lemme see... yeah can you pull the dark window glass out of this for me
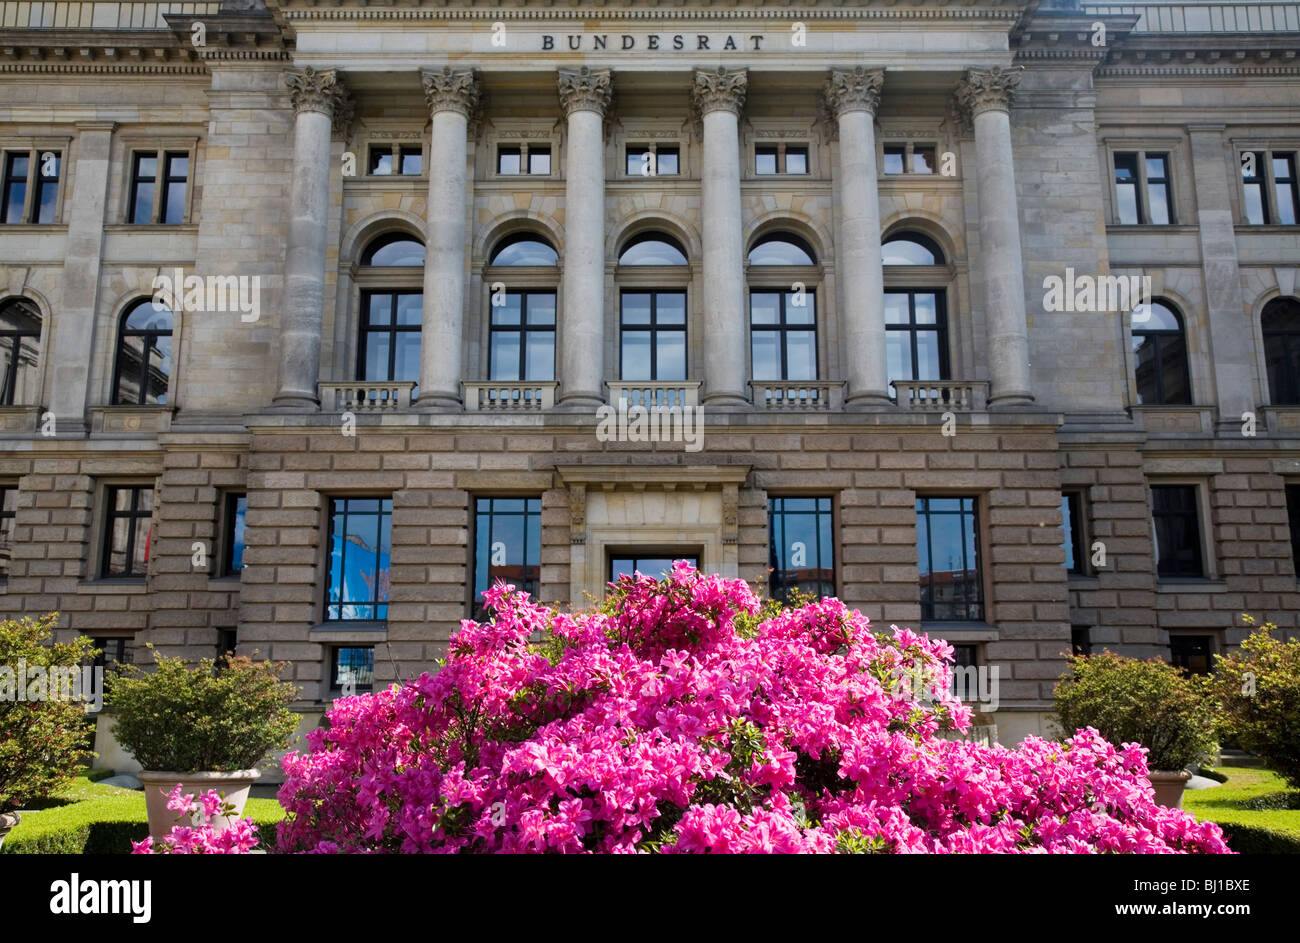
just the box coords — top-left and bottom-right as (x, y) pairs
(1131, 300), (1191, 405)
(102, 485), (153, 579)
(768, 496), (834, 604)
(750, 290), (817, 381)
(223, 493), (246, 575)
(1151, 484), (1204, 579)
(358, 290), (422, 389)
(129, 153), (156, 224)
(159, 152), (188, 224)
(952, 644), (978, 668)
(1263, 297), (1300, 405)
(1071, 626), (1092, 656)
(755, 145), (778, 175)
(497, 146), (522, 175)
(1114, 151), (1142, 225)
(400, 146), (422, 175)
(368, 147), (393, 175)
(488, 233), (558, 266)
(620, 291), (686, 381)
(1, 153), (28, 224)
(885, 290), (948, 391)
(0, 298), (41, 407)
(216, 628), (237, 664)
(473, 497), (541, 619)
(528, 147), (551, 175)
(0, 485), (16, 581)
(1145, 153), (1171, 225)
(1274, 154), (1298, 226)
(748, 232), (816, 266)
(332, 646), (375, 694)
(1286, 484), (1300, 574)
(90, 636), (132, 672)
(1242, 150), (1268, 225)
(361, 233), (425, 267)
(626, 146), (681, 177)
(610, 555), (698, 582)
(112, 300), (173, 406)
(1061, 493), (1085, 574)
(619, 232), (688, 266)
(34, 150), (60, 224)
(490, 291), (555, 381)
(882, 233), (944, 266)
(656, 147), (680, 175)
(917, 496), (983, 622)
(326, 497), (392, 621)
(882, 145), (905, 175)
(1170, 635), (1213, 675)
(784, 146), (809, 174)
(912, 145), (936, 175)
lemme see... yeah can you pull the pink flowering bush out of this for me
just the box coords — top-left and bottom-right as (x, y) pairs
(277, 564), (1230, 854)
(131, 784), (260, 854)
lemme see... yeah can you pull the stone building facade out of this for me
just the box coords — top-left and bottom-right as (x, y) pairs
(1, 0), (1299, 756)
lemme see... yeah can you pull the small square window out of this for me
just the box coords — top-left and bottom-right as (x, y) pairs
(331, 646), (375, 695)
(882, 146), (906, 175)
(528, 147), (551, 175)
(1170, 634), (1213, 675)
(784, 146), (808, 175)
(912, 146), (936, 175)
(755, 145), (778, 175)
(656, 147), (680, 175)
(497, 146), (522, 175)
(399, 146), (422, 175)
(368, 147), (393, 175)
(1071, 626), (1092, 656)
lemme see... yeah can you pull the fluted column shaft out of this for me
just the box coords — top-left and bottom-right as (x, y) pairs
(695, 68), (749, 407)
(557, 67), (613, 408)
(826, 68), (889, 406)
(418, 68), (478, 408)
(274, 67), (343, 409)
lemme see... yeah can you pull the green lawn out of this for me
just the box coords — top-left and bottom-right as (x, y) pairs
(2, 772), (285, 854)
(1184, 767), (1300, 854)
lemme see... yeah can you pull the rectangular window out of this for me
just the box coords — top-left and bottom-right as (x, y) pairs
(497, 145), (549, 176)
(1061, 492), (1085, 574)
(33, 150), (60, 224)
(528, 146), (551, 175)
(750, 290), (817, 382)
(885, 290), (948, 389)
(916, 496), (983, 622)
(1151, 484), (1204, 579)
(882, 145), (906, 175)
(620, 291), (686, 381)
(497, 146), (521, 175)
(0, 149), (58, 224)
(1071, 626), (1092, 656)
(473, 497), (541, 620)
(400, 146), (423, 176)
(1239, 149), (1297, 226)
(90, 636), (132, 672)
(1286, 484), (1300, 575)
(128, 153), (157, 224)
(1113, 151), (1171, 225)
(882, 143), (937, 176)
(755, 144), (808, 175)
(1273, 153), (1298, 226)
(359, 290), (423, 387)
(216, 628), (237, 664)
(325, 497), (392, 621)
(222, 492), (247, 575)
(0, 484), (15, 581)
(102, 485), (153, 579)
(368, 146), (393, 175)
(912, 145), (936, 175)
(1170, 634), (1213, 675)
(768, 496), (835, 604)
(331, 646), (375, 694)
(489, 290), (556, 381)
(1, 153), (28, 223)
(626, 146), (680, 177)
(1114, 152), (1141, 224)
(610, 554), (698, 582)
(784, 146), (808, 175)
(128, 149), (190, 224)
(159, 153), (188, 225)
(952, 644), (978, 668)
(755, 145), (779, 175)
(1242, 150), (1268, 224)
(1144, 153), (1171, 225)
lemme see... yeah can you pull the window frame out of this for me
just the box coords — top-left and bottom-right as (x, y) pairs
(471, 496), (542, 620)
(767, 495), (837, 604)
(0, 144), (66, 225)
(1111, 149), (1175, 226)
(1261, 297), (1300, 406)
(323, 496), (393, 623)
(880, 141), (940, 176)
(356, 289), (423, 386)
(1130, 300), (1192, 406)
(1061, 491), (1087, 576)
(496, 142), (553, 177)
(125, 145), (195, 226)
(0, 297), (43, 407)
(1238, 147), (1299, 226)
(916, 495), (985, 623)
(618, 289), (687, 382)
(488, 289), (557, 382)
(329, 645), (376, 695)
(1169, 632), (1216, 676)
(885, 288), (950, 392)
(110, 299), (175, 407)
(624, 143), (681, 178)
(219, 491), (247, 579)
(99, 483), (155, 581)
(608, 552), (700, 583)
(1285, 483), (1300, 578)
(1149, 482), (1209, 581)
(748, 288), (819, 382)
(753, 142), (810, 176)
(0, 482), (16, 584)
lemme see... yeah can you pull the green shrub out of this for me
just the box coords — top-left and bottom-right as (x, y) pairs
(0, 614), (97, 809)
(1053, 650), (1217, 772)
(1208, 615), (1300, 790)
(106, 650), (299, 772)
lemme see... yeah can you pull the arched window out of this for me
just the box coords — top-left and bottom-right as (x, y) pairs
(488, 233), (558, 267)
(1131, 299), (1191, 405)
(882, 233), (944, 266)
(360, 233), (425, 267)
(1263, 297), (1300, 406)
(357, 234), (423, 387)
(619, 232), (687, 266)
(748, 232), (816, 266)
(113, 300), (173, 405)
(883, 232), (949, 392)
(0, 298), (41, 407)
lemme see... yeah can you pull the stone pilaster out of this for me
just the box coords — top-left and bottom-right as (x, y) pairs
(694, 68), (749, 407)
(418, 68), (479, 408)
(955, 66), (1033, 407)
(556, 67), (613, 408)
(272, 67), (346, 410)
(825, 68), (890, 407)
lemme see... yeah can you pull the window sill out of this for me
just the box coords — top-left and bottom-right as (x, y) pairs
(1156, 578), (1227, 592)
(103, 223), (198, 233)
(308, 622), (388, 644)
(1066, 573), (1100, 585)
(1234, 224), (1300, 234)
(78, 579), (147, 593)
(0, 223), (68, 232)
(1105, 223), (1198, 234)
(920, 621), (998, 641)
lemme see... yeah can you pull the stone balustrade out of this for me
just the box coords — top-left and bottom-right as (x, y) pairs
(318, 381), (415, 412)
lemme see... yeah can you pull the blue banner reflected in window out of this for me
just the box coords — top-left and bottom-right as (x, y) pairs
(326, 497), (392, 621)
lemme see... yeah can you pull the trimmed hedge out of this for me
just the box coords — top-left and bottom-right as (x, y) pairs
(2, 775), (284, 855)
(1183, 767), (1300, 855)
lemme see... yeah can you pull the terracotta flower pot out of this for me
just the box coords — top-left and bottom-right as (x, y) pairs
(0, 811), (20, 851)
(137, 770), (260, 841)
(1148, 769), (1192, 808)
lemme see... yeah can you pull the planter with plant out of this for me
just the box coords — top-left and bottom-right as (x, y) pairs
(0, 614), (97, 850)
(106, 651), (299, 840)
(1054, 650), (1217, 808)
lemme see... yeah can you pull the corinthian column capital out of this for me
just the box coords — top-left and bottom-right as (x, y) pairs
(692, 67), (748, 118)
(824, 67), (885, 119)
(285, 67), (345, 118)
(952, 66), (1023, 129)
(422, 67), (481, 119)
(557, 67), (614, 117)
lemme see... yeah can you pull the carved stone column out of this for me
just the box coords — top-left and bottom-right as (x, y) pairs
(694, 68), (749, 407)
(273, 67), (347, 409)
(557, 67), (613, 408)
(418, 67), (479, 408)
(954, 66), (1033, 407)
(825, 67), (890, 407)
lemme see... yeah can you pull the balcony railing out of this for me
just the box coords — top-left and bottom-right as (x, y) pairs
(750, 381), (846, 411)
(0, 2), (220, 29)
(606, 381), (701, 410)
(462, 381), (558, 411)
(319, 382), (415, 412)
(892, 380), (990, 412)
(1082, 2), (1300, 32)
